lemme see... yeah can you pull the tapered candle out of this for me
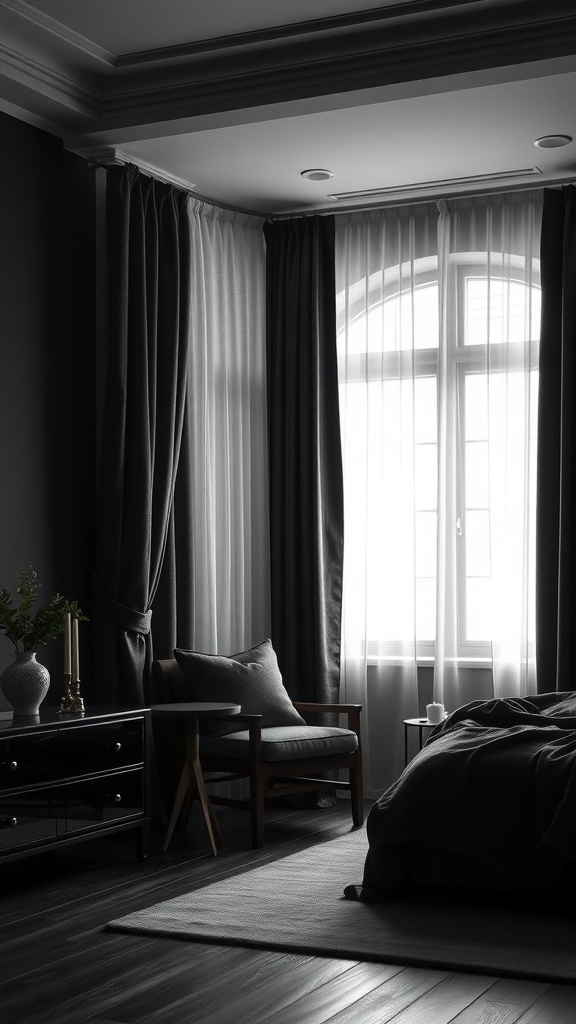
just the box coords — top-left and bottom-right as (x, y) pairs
(64, 612), (71, 676)
(72, 617), (79, 682)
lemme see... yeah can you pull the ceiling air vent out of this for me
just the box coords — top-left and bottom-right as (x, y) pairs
(327, 168), (542, 202)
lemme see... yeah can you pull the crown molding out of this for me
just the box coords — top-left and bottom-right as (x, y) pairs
(78, 145), (197, 192)
(0, 40), (99, 120)
(1, 0), (115, 66)
(114, 0), (506, 66)
(1, 0), (576, 141)
(95, 6), (576, 132)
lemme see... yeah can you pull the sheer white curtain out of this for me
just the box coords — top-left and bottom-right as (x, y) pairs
(185, 198), (270, 655)
(335, 192), (542, 797)
(336, 205), (438, 798)
(436, 194), (542, 711)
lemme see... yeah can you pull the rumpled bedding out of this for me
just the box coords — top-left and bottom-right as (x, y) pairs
(345, 692), (576, 902)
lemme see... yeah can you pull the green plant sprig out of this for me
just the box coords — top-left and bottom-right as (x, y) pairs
(0, 567), (88, 653)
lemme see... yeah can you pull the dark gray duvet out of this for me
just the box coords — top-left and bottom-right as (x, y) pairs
(345, 692), (576, 901)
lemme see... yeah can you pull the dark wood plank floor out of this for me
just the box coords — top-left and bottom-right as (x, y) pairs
(1, 801), (574, 1024)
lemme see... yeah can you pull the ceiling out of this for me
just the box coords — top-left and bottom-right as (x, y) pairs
(1, 0), (576, 215)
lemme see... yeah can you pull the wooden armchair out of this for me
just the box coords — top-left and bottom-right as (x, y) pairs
(152, 658), (364, 848)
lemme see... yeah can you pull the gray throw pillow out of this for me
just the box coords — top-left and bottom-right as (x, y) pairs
(173, 639), (306, 735)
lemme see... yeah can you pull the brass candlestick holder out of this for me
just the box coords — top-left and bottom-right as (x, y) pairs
(59, 673), (85, 715)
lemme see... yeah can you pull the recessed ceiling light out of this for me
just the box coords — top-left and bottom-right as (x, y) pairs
(301, 168), (334, 181)
(534, 135), (573, 149)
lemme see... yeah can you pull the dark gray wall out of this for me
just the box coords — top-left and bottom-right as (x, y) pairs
(0, 110), (96, 699)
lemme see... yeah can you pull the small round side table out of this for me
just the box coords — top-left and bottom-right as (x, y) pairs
(152, 702), (241, 856)
(403, 717), (440, 766)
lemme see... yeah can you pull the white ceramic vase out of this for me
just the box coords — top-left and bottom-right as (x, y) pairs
(0, 651), (50, 715)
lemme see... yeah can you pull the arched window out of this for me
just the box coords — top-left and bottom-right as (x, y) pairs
(337, 251), (541, 661)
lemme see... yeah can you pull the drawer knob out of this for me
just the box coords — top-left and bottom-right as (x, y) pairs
(1, 761), (17, 772)
(1, 816), (17, 829)
(107, 793), (122, 803)
(107, 742), (122, 753)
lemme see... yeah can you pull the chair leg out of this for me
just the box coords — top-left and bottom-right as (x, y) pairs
(350, 760), (364, 827)
(250, 765), (266, 848)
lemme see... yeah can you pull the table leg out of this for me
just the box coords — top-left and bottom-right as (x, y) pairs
(191, 757), (220, 856)
(404, 723), (408, 766)
(163, 722), (221, 857)
(163, 755), (194, 852)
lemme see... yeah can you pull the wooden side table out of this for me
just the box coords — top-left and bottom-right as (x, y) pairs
(152, 702), (240, 856)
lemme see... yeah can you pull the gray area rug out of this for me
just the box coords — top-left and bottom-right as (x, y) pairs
(108, 829), (576, 983)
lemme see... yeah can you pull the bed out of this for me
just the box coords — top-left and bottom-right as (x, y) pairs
(345, 692), (576, 902)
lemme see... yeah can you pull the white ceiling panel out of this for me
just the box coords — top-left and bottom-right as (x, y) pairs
(118, 72), (576, 213)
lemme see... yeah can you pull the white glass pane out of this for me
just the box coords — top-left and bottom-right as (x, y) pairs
(466, 371), (538, 448)
(381, 292), (400, 353)
(466, 509), (490, 577)
(465, 441), (489, 508)
(367, 576), (414, 642)
(415, 444), (437, 510)
(398, 292), (413, 351)
(366, 579), (388, 641)
(409, 284), (439, 350)
(367, 380), (402, 445)
(343, 282), (439, 356)
(376, 378), (434, 447)
(416, 577), (436, 642)
(465, 277), (488, 346)
(487, 374), (509, 443)
(465, 374), (488, 441)
(343, 313), (370, 355)
(367, 303), (386, 353)
(414, 376), (437, 443)
(393, 285), (439, 352)
(466, 577), (492, 641)
(416, 510), (437, 577)
(465, 278), (541, 347)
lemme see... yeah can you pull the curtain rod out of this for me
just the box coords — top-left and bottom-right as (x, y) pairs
(92, 154), (576, 221)
(269, 175), (576, 220)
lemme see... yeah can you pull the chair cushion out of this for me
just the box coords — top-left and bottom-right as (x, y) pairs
(200, 725), (358, 762)
(173, 639), (306, 736)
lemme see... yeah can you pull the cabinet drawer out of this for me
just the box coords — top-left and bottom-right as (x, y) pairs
(0, 791), (58, 851)
(61, 769), (144, 834)
(56, 720), (144, 778)
(0, 731), (58, 790)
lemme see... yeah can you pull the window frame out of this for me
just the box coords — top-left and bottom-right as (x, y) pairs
(338, 252), (540, 664)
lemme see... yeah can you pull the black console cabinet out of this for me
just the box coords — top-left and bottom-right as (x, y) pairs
(0, 707), (150, 863)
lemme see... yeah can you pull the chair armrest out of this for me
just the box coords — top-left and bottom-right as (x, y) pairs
(230, 713), (262, 758)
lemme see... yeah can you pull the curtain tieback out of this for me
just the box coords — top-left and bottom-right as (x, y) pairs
(91, 571), (152, 635)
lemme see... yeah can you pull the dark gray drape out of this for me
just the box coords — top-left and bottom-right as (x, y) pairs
(93, 164), (191, 705)
(264, 216), (343, 706)
(536, 186), (576, 693)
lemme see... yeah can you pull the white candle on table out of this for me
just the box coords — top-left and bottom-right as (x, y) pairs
(72, 617), (80, 681)
(426, 702), (445, 724)
(64, 612), (71, 676)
